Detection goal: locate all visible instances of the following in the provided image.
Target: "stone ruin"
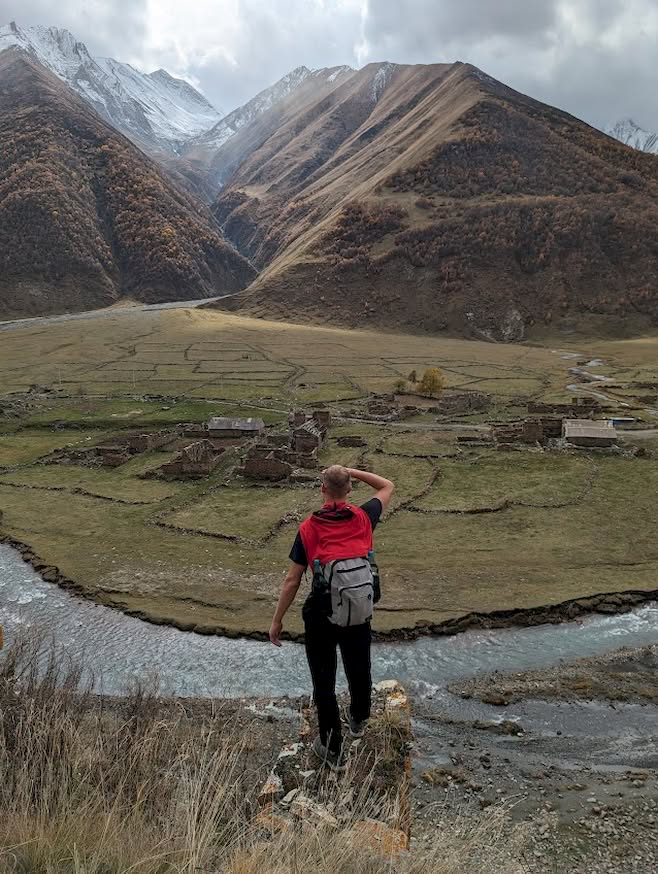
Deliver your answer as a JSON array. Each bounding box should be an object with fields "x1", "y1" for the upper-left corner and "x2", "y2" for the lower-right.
[
  {"x1": 527, "y1": 398, "x2": 606, "y2": 417},
  {"x1": 490, "y1": 400, "x2": 604, "y2": 448},
  {"x1": 346, "y1": 396, "x2": 407, "y2": 422},
  {"x1": 158, "y1": 440, "x2": 224, "y2": 479},
  {"x1": 44, "y1": 414, "x2": 270, "y2": 480},
  {"x1": 241, "y1": 409, "x2": 331, "y2": 483},
  {"x1": 492, "y1": 417, "x2": 563, "y2": 447},
  {"x1": 153, "y1": 418, "x2": 268, "y2": 480},
  {"x1": 432, "y1": 391, "x2": 492, "y2": 415},
  {"x1": 243, "y1": 445, "x2": 295, "y2": 482},
  {"x1": 350, "y1": 391, "x2": 493, "y2": 423},
  {"x1": 46, "y1": 429, "x2": 177, "y2": 468}
]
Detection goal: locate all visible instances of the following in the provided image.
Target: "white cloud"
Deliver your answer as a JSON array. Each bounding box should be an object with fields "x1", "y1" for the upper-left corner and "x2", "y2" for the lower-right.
[
  {"x1": 135, "y1": 0, "x2": 365, "y2": 112},
  {"x1": 359, "y1": 0, "x2": 658, "y2": 128},
  {"x1": 0, "y1": 0, "x2": 656, "y2": 128}
]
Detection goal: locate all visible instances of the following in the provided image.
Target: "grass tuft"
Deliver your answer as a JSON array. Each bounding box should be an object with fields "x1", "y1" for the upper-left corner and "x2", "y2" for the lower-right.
[{"x1": 0, "y1": 634, "x2": 527, "y2": 873}]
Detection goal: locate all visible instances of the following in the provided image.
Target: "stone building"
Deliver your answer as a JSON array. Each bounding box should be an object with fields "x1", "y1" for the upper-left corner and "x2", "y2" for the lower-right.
[
  {"x1": 159, "y1": 440, "x2": 224, "y2": 479},
  {"x1": 243, "y1": 445, "x2": 293, "y2": 482},
  {"x1": 80, "y1": 429, "x2": 177, "y2": 467},
  {"x1": 289, "y1": 409, "x2": 330, "y2": 438},
  {"x1": 242, "y1": 408, "x2": 332, "y2": 482},
  {"x1": 563, "y1": 420, "x2": 618, "y2": 448},
  {"x1": 207, "y1": 417, "x2": 265, "y2": 439},
  {"x1": 291, "y1": 419, "x2": 325, "y2": 455},
  {"x1": 492, "y1": 418, "x2": 555, "y2": 446}
]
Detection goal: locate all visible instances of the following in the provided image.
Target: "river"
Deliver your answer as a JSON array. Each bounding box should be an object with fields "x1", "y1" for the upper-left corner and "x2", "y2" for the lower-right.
[{"x1": 2, "y1": 544, "x2": 658, "y2": 703}]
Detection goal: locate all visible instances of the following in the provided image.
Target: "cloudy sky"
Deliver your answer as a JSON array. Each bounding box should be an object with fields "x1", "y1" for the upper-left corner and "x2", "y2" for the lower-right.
[{"x1": 1, "y1": 0, "x2": 657, "y2": 129}]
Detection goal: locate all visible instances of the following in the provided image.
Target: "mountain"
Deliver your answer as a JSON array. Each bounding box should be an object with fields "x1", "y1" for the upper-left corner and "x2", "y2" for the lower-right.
[
  {"x1": 0, "y1": 22, "x2": 221, "y2": 154},
  {"x1": 180, "y1": 65, "x2": 355, "y2": 195},
  {"x1": 211, "y1": 62, "x2": 658, "y2": 340},
  {"x1": 0, "y1": 49, "x2": 254, "y2": 319},
  {"x1": 605, "y1": 118, "x2": 658, "y2": 155}
]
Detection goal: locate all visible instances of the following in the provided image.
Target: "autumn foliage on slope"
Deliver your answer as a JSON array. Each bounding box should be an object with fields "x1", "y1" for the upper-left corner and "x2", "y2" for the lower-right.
[
  {"x1": 0, "y1": 49, "x2": 254, "y2": 318},
  {"x1": 214, "y1": 63, "x2": 658, "y2": 339}
]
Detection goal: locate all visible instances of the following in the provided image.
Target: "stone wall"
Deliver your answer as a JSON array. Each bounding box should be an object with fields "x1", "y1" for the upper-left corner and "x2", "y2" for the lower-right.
[
  {"x1": 493, "y1": 418, "x2": 545, "y2": 445},
  {"x1": 337, "y1": 435, "x2": 367, "y2": 447},
  {"x1": 160, "y1": 440, "x2": 223, "y2": 479},
  {"x1": 125, "y1": 430, "x2": 175, "y2": 453},
  {"x1": 528, "y1": 399, "x2": 603, "y2": 417},
  {"x1": 434, "y1": 392, "x2": 491, "y2": 414},
  {"x1": 243, "y1": 454, "x2": 293, "y2": 482}
]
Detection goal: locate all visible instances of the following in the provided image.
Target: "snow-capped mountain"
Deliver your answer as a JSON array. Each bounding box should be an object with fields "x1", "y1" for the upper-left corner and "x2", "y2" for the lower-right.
[
  {"x1": 605, "y1": 118, "x2": 658, "y2": 155},
  {"x1": 0, "y1": 22, "x2": 221, "y2": 153},
  {"x1": 187, "y1": 65, "x2": 354, "y2": 152}
]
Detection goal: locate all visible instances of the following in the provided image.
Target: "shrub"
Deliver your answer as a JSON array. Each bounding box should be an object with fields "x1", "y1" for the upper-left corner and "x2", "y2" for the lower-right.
[
  {"x1": 318, "y1": 202, "x2": 408, "y2": 265},
  {"x1": 418, "y1": 368, "x2": 446, "y2": 398}
]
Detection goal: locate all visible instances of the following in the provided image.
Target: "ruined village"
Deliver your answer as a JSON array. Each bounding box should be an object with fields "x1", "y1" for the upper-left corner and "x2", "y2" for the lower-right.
[{"x1": 32, "y1": 375, "x2": 645, "y2": 506}]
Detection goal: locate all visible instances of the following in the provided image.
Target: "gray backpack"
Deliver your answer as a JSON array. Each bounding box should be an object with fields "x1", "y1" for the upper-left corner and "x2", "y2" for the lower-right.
[{"x1": 312, "y1": 556, "x2": 376, "y2": 627}]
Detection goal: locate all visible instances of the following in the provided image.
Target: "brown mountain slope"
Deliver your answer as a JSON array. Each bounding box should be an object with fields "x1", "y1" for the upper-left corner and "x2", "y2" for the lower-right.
[
  {"x1": 0, "y1": 49, "x2": 255, "y2": 319},
  {"x1": 178, "y1": 66, "x2": 356, "y2": 199},
  {"x1": 214, "y1": 63, "x2": 658, "y2": 340}
]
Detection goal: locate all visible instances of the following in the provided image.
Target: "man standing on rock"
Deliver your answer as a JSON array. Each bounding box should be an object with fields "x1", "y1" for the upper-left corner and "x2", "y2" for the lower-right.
[{"x1": 269, "y1": 465, "x2": 394, "y2": 771}]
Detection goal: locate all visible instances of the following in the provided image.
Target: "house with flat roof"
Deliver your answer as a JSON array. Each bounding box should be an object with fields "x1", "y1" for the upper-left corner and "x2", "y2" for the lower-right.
[
  {"x1": 207, "y1": 417, "x2": 265, "y2": 438},
  {"x1": 563, "y1": 419, "x2": 618, "y2": 448}
]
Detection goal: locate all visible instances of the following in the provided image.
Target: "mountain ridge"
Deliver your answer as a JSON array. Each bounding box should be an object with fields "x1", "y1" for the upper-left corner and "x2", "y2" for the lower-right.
[
  {"x1": 0, "y1": 21, "x2": 221, "y2": 154},
  {"x1": 211, "y1": 61, "x2": 658, "y2": 340},
  {"x1": 0, "y1": 48, "x2": 254, "y2": 319},
  {"x1": 604, "y1": 118, "x2": 658, "y2": 156},
  {"x1": 180, "y1": 64, "x2": 357, "y2": 195}
]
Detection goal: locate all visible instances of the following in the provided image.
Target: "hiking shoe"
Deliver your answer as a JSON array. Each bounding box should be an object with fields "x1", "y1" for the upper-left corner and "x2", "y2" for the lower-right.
[
  {"x1": 312, "y1": 736, "x2": 346, "y2": 772},
  {"x1": 349, "y1": 717, "x2": 368, "y2": 739}
]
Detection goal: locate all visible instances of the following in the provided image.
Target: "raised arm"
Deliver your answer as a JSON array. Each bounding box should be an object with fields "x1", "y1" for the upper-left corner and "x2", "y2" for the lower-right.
[{"x1": 346, "y1": 467, "x2": 395, "y2": 511}]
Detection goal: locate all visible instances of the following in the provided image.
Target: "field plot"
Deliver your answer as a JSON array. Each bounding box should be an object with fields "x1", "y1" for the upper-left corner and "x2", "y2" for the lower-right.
[
  {"x1": 0, "y1": 461, "x2": 180, "y2": 504},
  {"x1": 358, "y1": 454, "x2": 438, "y2": 513},
  {"x1": 416, "y1": 452, "x2": 594, "y2": 512},
  {"x1": 0, "y1": 308, "x2": 570, "y2": 402},
  {"x1": 379, "y1": 430, "x2": 462, "y2": 457},
  {"x1": 0, "y1": 429, "x2": 108, "y2": 466},
  {"x1": 1, "y1": 306, "x2": 658, "y2": 637},
  {"x1": 165, "y1": 485, "x2": 318, "y2": 542}
]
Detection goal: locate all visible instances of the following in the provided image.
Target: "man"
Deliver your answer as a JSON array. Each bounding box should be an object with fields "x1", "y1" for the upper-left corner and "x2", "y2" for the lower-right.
[{"x1": 269, "y1": 464, "x2": 394, "y2": 771}]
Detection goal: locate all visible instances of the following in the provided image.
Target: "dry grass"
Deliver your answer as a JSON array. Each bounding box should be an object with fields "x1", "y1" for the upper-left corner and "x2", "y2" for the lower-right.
[{"x1": 0, "y1": 634, "x2": 527, "y2": 874}]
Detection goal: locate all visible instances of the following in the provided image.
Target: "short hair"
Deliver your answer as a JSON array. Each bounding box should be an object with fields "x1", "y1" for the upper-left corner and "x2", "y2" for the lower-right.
[{"x1": 322, "y1": 465, "x2": 351, "y2": 498}]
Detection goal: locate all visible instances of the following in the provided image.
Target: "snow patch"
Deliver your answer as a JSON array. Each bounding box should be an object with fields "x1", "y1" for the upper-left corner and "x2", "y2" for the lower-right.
[
  {"x1": 0, "y1": 21, "x2": 221, "y2": 150},
  {"x1": 604, "y1": 118, "x2": 658, "y2": 155},
  {"x1": 371, "y1": 62, "x2": 396, "y2": 102}
]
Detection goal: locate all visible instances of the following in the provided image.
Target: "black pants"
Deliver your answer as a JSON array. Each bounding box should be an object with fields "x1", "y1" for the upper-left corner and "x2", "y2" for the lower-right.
[{"x1": 303, "y1": 598, "x2": 372, "y2": 753}]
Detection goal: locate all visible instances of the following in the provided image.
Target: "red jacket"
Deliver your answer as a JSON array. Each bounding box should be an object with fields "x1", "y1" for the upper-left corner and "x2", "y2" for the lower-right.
[{"x1": 299, "y1": 502, "x2": 373, "y2": 566}]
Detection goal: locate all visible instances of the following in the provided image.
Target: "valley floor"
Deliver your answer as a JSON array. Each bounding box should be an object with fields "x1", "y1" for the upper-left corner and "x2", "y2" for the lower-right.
[{"x1": 0, "y1": 305, "x2": 657, "y2": 637}]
